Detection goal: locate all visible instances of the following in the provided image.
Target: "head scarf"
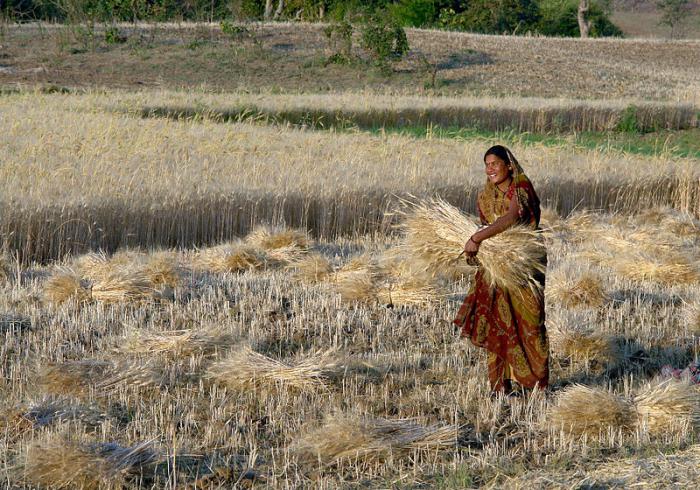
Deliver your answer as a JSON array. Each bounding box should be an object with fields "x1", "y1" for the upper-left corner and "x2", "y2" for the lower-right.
[{"x1": 479, "y1": 147, "x2": 540, "y2": 227}]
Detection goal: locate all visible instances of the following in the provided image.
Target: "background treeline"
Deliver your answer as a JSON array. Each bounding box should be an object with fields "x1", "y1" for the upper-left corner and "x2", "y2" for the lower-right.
[{"x1": 1, "y1": 0, "x2": 622, "y2": 37}]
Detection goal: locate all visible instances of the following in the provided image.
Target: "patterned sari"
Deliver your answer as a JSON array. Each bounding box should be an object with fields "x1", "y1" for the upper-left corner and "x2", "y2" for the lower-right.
[{"x1": 453, "y1": 158, "x2": 549, "y2": 392}]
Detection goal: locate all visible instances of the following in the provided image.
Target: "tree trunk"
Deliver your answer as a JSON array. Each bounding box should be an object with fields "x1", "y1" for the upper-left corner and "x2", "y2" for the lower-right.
[
  {"x1": 264, "y1": 0, "x2": 273, "y2": 20},
  {"x1": 273, "y1": 0, "x2": 285, "y2": 20},
  {"x1": 578, "y1": 0, "x2": 591, "y2": 38}
]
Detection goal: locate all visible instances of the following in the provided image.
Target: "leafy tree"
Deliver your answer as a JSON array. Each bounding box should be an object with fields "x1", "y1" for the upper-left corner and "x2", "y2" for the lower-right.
[
  {"x1": 539, "y1": 0, "x2": 622, "y2": 37},
  {"x1": 438, "y1": 0, "x2": 541, "y2": 34}
]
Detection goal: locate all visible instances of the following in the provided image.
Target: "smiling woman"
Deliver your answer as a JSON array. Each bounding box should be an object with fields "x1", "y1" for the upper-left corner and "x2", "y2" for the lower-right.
[{"x1": 454, "y1": 145, "x2": 548, "y2": 395}]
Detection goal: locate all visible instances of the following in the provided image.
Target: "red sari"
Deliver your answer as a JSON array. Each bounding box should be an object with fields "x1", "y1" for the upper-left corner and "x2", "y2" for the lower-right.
[{"x1": 453, "y1": 175, "x2": 549, "y2": 392}]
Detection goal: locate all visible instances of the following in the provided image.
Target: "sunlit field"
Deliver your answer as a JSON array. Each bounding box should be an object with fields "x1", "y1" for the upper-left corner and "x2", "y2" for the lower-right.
[
  {"x1": 1, "y1": 91, "x2": 698, "y2": 263},
  {"x1": 1, "y1": 20, "x2": 700, "y2": 488}
]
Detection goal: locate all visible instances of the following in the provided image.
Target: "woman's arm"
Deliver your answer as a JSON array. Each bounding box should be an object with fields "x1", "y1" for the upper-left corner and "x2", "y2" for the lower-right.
[{"x1": 464, "y1": 193, "x2": 519, "y2": 254}]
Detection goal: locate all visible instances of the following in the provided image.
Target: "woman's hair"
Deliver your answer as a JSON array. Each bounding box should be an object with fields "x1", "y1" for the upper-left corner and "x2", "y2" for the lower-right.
[{"x1": 483, "y1": 145, "x2": 512, "y2": 164}]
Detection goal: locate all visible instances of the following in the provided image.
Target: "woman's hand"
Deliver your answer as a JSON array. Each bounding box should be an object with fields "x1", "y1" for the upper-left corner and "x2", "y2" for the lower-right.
[{"x1": 464, "y1": 237, "x2": 480, "y2": 256}]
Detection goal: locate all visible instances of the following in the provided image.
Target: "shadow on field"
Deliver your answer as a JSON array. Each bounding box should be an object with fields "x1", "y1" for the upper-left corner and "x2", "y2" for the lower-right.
[{"x1": 2, "y1": 174, "x2": 697, "y2": 264}]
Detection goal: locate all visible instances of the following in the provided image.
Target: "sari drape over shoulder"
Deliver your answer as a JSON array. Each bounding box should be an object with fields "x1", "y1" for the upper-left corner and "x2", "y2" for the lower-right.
[{"x1": 453, "y1": 160, "x2": 548, "y2": 391}]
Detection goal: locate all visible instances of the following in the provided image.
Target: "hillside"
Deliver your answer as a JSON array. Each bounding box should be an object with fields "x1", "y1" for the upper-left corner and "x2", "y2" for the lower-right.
[{"x1": 1, "y1": 23, "x2": 699, "y2": 101}]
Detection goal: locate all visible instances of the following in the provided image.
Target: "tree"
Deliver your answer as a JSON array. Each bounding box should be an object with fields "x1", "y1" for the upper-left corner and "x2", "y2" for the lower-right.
[
  {"x1": 577, "y1": 0, "x2": 591, "y2": 37},
  {"x1": 657, "y1": 0, "x2": 692, "y2": 38}
]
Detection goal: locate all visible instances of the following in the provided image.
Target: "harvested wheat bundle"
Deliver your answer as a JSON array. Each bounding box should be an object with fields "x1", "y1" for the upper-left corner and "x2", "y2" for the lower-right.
[
  {"x1": 142, "y1": 251, "x2": 184, "y2": 288},
  {"x1": 547, "y1": 272, "x2": 609, "y2": 308},
  {"x1": 118, "y1": 328, "x2": 233, "y2": 358},
  {"x1": 38, "y1": 360, "x2": 112, "y2": 397},
  {"x1": 22, "y1": 397, "x2": 106, "y2": 429},
  {"x1": 292, "y1": 415, "x2": 459, "y2": 467},
  {"x1": 376, "y1": 281, "x2": 446, "y2": 307},
  {"x1": 288, "y1": 253, "x2": 333, "y2": 283},
  {"x1": 265, "y1": 245, "x2": 308, "y2": 266},
  {"x1": 96, "y1": 360, "x2": 165, "y2": 393},
  {"x1": 548, "y1": 385, "x2": 636, "y2": 437},
  {"x1": 612, "y1": 252, "x2": 699, "y2": 285},
  {"x1": 245, "y1": 225, "x2": 310, "y2": 251},
  {"x1": 91, "y1": 268, "x2": 156, "y2": 303},
  {"x1": 335, "y1": 269, "x2": 378, "y2": 303},
  {"x1": 633, "y1": 379, "x2": 700, "y2": 436},
  {"x1": 399, "y1": 198, "x2": 546, "y2": 293},
  {"x1": 207, "y1": 346, "x2": 338, "y2": 391},
  {"x1": 193, "y1": 242, "x2": 268, "y2": 273},
  {"x1": 43, "y1": 268, "x2": 92, "y2": 305},
  {"x1": 24, "y1": 437, "x2": 157, "y2": 490},
  {"x1": 548, "y1": 324, "x2": 621, "y2": 368}
]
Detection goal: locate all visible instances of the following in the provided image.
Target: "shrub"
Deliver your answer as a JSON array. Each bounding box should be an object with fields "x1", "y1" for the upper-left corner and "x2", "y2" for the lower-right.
[
  {"x1": 360, "y1": 12, "x2": 409, "y2": 70},
  {"x1": 323, "y1": 18, "x2": 354, "y2": 64},
  {"x1": 438, "y1": 0, "x2": 541, "y2": 34}
]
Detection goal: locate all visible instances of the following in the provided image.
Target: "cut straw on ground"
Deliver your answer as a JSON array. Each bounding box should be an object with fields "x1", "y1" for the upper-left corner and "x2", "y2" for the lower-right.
[
  {"x1": 292, "y1": 415, "x2": 459, "y2": 467},
  {"x1": 207, "y1": 346, "x2": 339, "y2": 391}
]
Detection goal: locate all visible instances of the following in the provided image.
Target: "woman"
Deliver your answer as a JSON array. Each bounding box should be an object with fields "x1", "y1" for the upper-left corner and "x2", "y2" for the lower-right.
[{"x1": 453, "y1": 145, "x2": 548, "y2": 394}]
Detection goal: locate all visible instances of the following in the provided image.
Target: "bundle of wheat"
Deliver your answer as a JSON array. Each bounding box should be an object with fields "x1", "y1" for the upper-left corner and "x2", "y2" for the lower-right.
[
  {"x1": 23, "y1": 438, "x2": 157, "y2": 489},
  {"x1": 91, "y1": 268, "x2": 156, "y2": 303},
  {"x1": 292, "y1": 415, "x2": 459, "y2": 467},
  {"x1": 376, "y1": 281, "x2": 445, "y2": 307},
  {"x1": 142, "y1": 251, "x2": 184, "y2": 288},
  {"x1": 73, "y1": 251, "x2": 113, "y2": 281},
  {"x1": 547, "y1": 272, "x2": 609, "y2": 308},
  {"x1": 613, "y1": 252, "x2": 698, "y2": 285},
  {"x1": 548, "y1": 385, "x2": 636, "y2": 437},
  {"x1": 245, "y1": 225, "x2": 310, "y2": 251},
  {"x1": 335, "y1": 269, "x2": 378, "y2": 303},
  {"x1": 288, "y1": 253, "x2": 333, "y2": 283},
  {"x1": 43, "y1": 268, "x2": 92, "y2": 305},
  {"x1": 207, "y1": 347, "x2": 337, "y2": 391},
  {"x1": 633, "y1": 379, "x2": 700, "y2": 436},
  {"x1": 118, "y1": 328, "x2": 233, "y2": 357},
  {"x1": 548, "y1": 324, "x2": 621, "y2": 368},
  {"x1": 399, "y1": 198, "x2": 546, "y2": 293},
  {"x1": 22, "y1": 397, "x2": 106, "y2": 429},
  {"x1": 96, "y1": 360, "x2": 165, "y2": 393},
  {"x1": 38, "y1": 360, "x2": 112, "y2": 397},
  {"x1": 193, "y1": 242, "x2": 268, "y2": 273}
]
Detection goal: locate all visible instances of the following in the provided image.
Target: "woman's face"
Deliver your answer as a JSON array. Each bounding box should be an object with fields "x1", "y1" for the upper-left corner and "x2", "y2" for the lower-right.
[{"x1": 484, "y1": 154, "x2": 512, "y2": 186}]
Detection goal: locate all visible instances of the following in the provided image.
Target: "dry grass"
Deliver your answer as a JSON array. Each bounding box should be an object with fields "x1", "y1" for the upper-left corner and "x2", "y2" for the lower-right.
[
  {"x1": 207, "y1": 346, "x2": 338, "y2": 391},
  {"x1": 400, "y1": 198, "x2": 546, "y2": 294},
  {"x1": 245, "y1": 225, "x2": 310, "y2": 251},
  {"x1": 117, "y1": 328, "x2": 234, "y2": 358},
  {"x1": 1, "y1": 92, "x2": 698, "y2": 263},
  {"x1": 288, "y1": 253, "x2": 334, "y2": 283},
  {"x1": 549, "y1": 326, "x2": 621, "y2": 368},
  {"x1": 37, "y1": 360, "x2": 112, "y2": 397},
  {"x1": 547, "y1": 272, "x2": 609, "y2": 308},
  {"x1": 612, "y1": 252, "x2": 699, "y2": 285},
  {"x1": 42, "y1": 268, "x2": 92, "y2": 305},
  {"x1": 292, "y1": 415, "x2": 459, "y2": 467},
  {"x1": 548, "y1": 385, "x2": 637, "y2": 437},
  {"x1": 193, "y1": 242, "x2": 269, "y2": 273},
  {"x1": 90, "y1": 268, "x2": 156, "y2": 303},
  {"x1": 23, "y1": 437, "x2": 157, "y2": 490},
  {"x1": 634, "y1": 379, "x2": 700, "y2": 436}
]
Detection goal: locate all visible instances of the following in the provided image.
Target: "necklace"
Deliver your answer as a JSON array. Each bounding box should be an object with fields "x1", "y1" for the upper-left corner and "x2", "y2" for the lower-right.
[{"x1": 496, "y1": 177, "x2": 512, "y2": 194}]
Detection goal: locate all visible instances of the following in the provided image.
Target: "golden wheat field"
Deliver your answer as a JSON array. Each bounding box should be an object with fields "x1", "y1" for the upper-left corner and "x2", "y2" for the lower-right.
[{"x1": 1, "y1": 91, "x2": 698, "y2": 264}]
